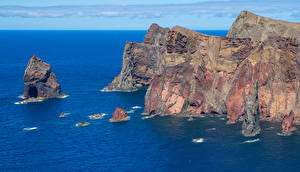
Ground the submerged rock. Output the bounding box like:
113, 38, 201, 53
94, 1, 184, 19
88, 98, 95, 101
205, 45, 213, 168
76, 122, 89, 127
59, 112, 66, 118
242, 82, 261, 137
89, 114, 106, 120
109, 107, 130, 122
22, 55, 66, 99
281, 111, 297, 136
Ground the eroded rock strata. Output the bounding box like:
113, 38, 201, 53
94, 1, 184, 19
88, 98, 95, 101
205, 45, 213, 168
103, 24, 170, 91
144, 26, 298, 126
23, 55, 64, 99
105, 12, 300, 129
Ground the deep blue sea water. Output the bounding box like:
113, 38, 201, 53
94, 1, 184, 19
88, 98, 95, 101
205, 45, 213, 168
0, 30, 300, 172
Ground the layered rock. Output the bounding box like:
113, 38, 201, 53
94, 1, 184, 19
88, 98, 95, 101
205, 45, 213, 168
281, 111, 296, 135
242, 82, 261, 137
105, 12, 300, 125
103, 24, 170, 91
109, 107, 130, 122
23, 55, 64, 99
144, 26, 298, 124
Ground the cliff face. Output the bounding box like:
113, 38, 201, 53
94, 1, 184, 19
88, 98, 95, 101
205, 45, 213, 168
103, 24, 170, 91
23, 55, 63, 98
144, 27, 299, 125
227, 11, 300, 41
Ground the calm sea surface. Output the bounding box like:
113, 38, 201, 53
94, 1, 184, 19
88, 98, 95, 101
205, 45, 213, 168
0, 30, 299, 171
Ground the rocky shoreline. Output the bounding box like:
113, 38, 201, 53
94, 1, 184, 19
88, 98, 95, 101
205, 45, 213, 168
104, 11, 300, 136
17, 11, 299, 136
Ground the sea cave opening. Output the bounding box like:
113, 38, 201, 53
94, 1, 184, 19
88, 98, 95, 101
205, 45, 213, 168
28, 86, 38, 98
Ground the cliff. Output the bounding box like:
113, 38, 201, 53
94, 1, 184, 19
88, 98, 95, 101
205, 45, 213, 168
23, 55, 64, 99
103, 24, 170, 91
144, 26, 298, 125
104, 12, 300, 129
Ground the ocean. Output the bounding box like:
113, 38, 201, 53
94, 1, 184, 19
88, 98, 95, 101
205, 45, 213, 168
0, 30, 299, 171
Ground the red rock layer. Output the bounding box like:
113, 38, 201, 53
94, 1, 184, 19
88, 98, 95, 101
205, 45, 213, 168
144, 26, 299, 124
281, 111, 296, 135
110, 107, 129, 122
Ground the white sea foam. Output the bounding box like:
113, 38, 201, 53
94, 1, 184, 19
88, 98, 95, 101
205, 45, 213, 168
242, 138, 260, 144
23, 127, 38, 131
192, 138, 205, 143
127, 110, 135, 114
131, 106, 142, 109
206, 128, 216, 131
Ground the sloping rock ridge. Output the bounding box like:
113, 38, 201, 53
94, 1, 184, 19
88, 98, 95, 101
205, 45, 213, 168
103, 24, 170, 91
227, 11, 300, 42
23, 55, 64, 98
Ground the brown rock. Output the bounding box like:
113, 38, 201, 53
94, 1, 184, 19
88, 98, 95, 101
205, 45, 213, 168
109, 107, 130, 122
281, 111, 297, 135
23, 55, 65, 99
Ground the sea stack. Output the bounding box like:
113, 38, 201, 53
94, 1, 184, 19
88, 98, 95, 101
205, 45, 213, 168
23, 55, 65, 99
281, 111, 297, 136
109, 107, 130, 122
242, 82, 261, 137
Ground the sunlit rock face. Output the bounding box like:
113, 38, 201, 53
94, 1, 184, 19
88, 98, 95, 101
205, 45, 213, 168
144, 26, 298, 124
104, 11, 300, 124
23, 55, 63, 98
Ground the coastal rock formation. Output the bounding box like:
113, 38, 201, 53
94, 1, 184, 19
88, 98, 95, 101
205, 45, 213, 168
23, 55, 64, 99
103, 24, 170, 91
109, 107, 130, 122
227, 11, 300, 124
227, 11, 300, 41
105, 11, 300, 125
242, 82, 261, 137
143, 26, 298, 124
281, 111, 296, 135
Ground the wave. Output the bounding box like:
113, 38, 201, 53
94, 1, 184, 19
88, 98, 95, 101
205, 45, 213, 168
131, 106, 142, 109
127, 110, 135, 114
23, 127, 38, 131
241, 138, 260, 144
206, 128, 216, 131
192, 138, 205, 143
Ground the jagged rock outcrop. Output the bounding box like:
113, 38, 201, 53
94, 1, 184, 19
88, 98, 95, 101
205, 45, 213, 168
144, 26, 298, 124
23, 55, 64, 99
227, 11, 300, 41
242, 82, 261, 137
109, 107, 130, 122
103, 24, 170, 91
281, 111, 296, 135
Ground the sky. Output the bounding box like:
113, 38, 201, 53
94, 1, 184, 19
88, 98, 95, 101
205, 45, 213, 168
0, 0, 299, 30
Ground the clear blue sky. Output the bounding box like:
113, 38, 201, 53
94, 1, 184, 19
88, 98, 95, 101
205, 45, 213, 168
0, 0, 299, 30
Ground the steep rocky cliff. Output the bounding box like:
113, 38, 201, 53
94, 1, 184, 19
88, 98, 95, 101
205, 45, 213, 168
144, 26, 298, 126
103, 24, 170, 91
23, 55, 64, 99
105, 12, 300, 131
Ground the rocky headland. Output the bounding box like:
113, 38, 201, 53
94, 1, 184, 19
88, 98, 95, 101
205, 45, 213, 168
18, 55, 67, 103
105, 11, 300, 136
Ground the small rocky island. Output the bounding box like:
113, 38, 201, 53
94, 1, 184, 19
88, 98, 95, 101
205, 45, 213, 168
17, 55, 67, 104
105, 11, 300, 136
109, 107, 130, 122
